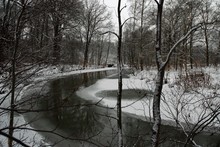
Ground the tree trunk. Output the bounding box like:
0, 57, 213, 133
8, 42, 17, 147
117, 0, 123, 146
53, 18, 61, 64
189, 32, 194, 69
151, 1, 164, 146
0, 0, 12, 65
0, 29, 6, 64
83, 41, 89, 68
152, 69, 164, 147
83, 25, 92, 68
132, 0, 137, 68
97, 35, 104, 66
139, 0, 145, 71
104, 33, 111, 66
8, 3, 25, 146
150, 4, 203, 146
204, 25, 209, 66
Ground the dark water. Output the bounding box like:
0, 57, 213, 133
22, 70, 220, 147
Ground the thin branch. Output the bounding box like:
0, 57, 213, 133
121, 17, 135, 27
0, 131, 30, 147
178, 122, 200, 147
120, 5, 126, 13
100, 31, 119, 38
154, 0, 159, 5
17, 127, 104, 147
161, 23, 203, 70
121, 94, 147, 108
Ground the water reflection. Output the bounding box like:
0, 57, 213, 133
43, 72, 110, 139
23, 71, 220, 147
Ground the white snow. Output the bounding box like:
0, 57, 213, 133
0, 65, 116, 147
32, 65, 116, 82
0, 83, 50, 146
76, 67, 220, 129
1, 65, 220, 146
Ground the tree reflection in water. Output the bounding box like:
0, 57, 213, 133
45, 73, 108, 139
23, 71, 220, 147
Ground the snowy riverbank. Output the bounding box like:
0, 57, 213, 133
76, 66, 220, 134
1, 65, 220, 146
0, 65, 116, 147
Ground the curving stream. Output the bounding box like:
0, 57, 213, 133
22, 70, 220, 147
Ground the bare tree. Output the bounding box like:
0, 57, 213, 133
0, 0, 83, 146
46, 0, 82, 64
151, 1, 164, 146
200, 0, 214, 66
104, 31, 112, 66
161, 73, 220, 146
102, 0, 132, 145
117, 0, 123, 146
81, 0, 110, 68
151, 0, 203, 146
7, 1, 27, 146
162, 0, 202, 70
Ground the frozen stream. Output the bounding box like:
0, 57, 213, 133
21, 70, 220, 147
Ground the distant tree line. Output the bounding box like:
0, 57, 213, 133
0, 0, 116, 70
123, 0, 220, 70
1, 0, 220, 146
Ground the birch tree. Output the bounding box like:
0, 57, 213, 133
151, 1, 164, 146
151, 0, 203, 146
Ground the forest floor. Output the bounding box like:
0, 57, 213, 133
0, 64, 220, 146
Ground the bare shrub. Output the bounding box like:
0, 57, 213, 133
177, 71, 212, 91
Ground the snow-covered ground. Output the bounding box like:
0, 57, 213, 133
0, 65, 116, 147
76, 66, 220, 131
0, 64, 220, 146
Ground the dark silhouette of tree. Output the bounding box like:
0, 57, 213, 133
81, 0, 110, 68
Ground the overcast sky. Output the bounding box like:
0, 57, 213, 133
101, 0, 130, 26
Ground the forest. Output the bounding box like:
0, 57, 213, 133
0, 0, 220, 147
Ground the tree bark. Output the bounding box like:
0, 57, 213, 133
152, 69, 164, 147
53, 18, 61, 64
83, 34, 90, 68
139, 0, 145, 70
104, 33, 111, 66
117, 0, 123, 146
131, 0, 137, 68
97, 35, 104, 66
83, 38, 91, 68
152, 0, 164, 146
204, 24, 209, 66
0, 0, 12, 64
189, 31, 194, 69
151, 2, 203, 146
151, 7, 202, 146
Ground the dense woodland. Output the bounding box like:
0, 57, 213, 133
1, 0, 220, 147
1, 0, 220, 70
